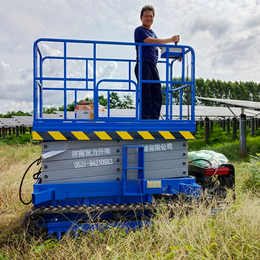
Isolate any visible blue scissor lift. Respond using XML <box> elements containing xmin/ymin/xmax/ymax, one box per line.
<box><xmin>24</xmin><ymin>38</ymin><xmax>201</xmax><ymax>239</ymax></box>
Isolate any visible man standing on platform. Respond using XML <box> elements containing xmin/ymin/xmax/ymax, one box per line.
<box><xmin>134</xmin><ymin>5</ymin><xmax>180</xmax><ymax>119</ymax></box>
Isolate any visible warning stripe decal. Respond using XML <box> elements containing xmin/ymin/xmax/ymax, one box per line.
<box><xmin>32</xmin><ymin>131</ymin><xmax>43</xmax><ymax>140</ymax></box>
<box><xmin>94</xmin><ymin>131</ymin><xmax>112</xmax><ymax>140</ymax></box>
<box><xmin>48</xmin><ymin>131</ymin><xmax>67</xmax><ymax>140</ymax></box>
<box><xmin>159</xmin><ymin>131</ymin><xmax>176</xmax><ymax>139</ymax></box>
<box><xmin>137</xmin><ymin>131</ymin><xmax>155</xmax><ymax>140</ymax></box>
<box><xmin>180</xmin><ymin>131</ymin><xmax>196</xmax><ymax>140</ymax></box>
<box><xmin>33</xmin><ymin>131</ymin><xmax>195</xmax><ymax>141</ymax></box>
<box><xmin>71</xmin><ymin>131</ymin><xmax>90</xmax><ymax>140</ymax></box>
<box><xmin>116</xmin><ymin>131</ymin><xmax>134</xmax><ymax>140</ymax></box>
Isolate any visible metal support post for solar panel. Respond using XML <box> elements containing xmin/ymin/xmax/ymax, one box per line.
<box><xmin>0</xmin><ymin>128</ymin><xmax>1</xmax><ymax>138</ymax></box>
<box><xmin>16</xmin><ymin>126</ymin><xmax>19</xmax><ymax>138</ymax></box>
<box><xmin>227</xmin><ymin>118</ymin><xmax>230</xmax><ymax>135</ymax></box>
<box><xmin>239</xmin><ymin>112</ymin><xmax>247</xmax><ymax>157</ymax></box>
<box><xmin>196</xmin><ymin>121</ymin><xmax>198</xmax><ymax>131</ymax></box>
<box><xmin>200</xmin><ymin>120</ymin><xmax>204</xmax><ymax>129</ymax></box>
<box><xmin>2</xmin><ymin>127</ymin><xmax>5</xmax><ymax>140</ymax></box>
<box><xmin>250</xmin><ymin>118</ymin><xmax>255</xmax><ymax>137</ymax></box>
<box><xmin>204</xmin><ymin>117</ymin><xmax>210</xmax><ymax>144</ymax></box>
<box><xmin>219</xmin><ymin>119</ymin><xmax>223</xmax><ymax>128</ymax></box>
<box><xmin>210</xmin><ymin>120</ymin><xmax>213</xmax><ymax>133</ymax></box>
<box><xmin>23</xmin><ymin>126</ymin><xmax>25</xmax><ymax>135</ymax></box>
<box><xmin>232</xmin><ymin>117</ymin><xmax>237</xmax><ymax>139</ymax></box>
<box><xmin>222</xmin><ymin>119</ymin><xmax>225</xmax><ymax>131</ymax></box>
<box><xmin>8</xmin><ymin>127</ymin><xmax>11</xmax><ymax>136</ymax></box>
<box><xmin>256</xmin><ymin>119</ymin><xmax>259</xmax><ymax>130</ymax></box>
<box><xmin>13</xmin><ymin>127</ymin><xmax>15</xmax><ymax>135</ymax></box>
<box><xmin>30</xmin><ymin>127</ymin><xmax>32</xmax><ymax>134</ymax></box>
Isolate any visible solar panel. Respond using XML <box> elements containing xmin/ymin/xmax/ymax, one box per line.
<box><xmin>198</xmin><ymin>97</ymin><xmax>260</xmax><ymax>111</ymax></box>
<box><xmin>1</xmin><ymin>104</ymin><xmax>259</xmax><ymax>129</ymax></box>
<box><xmin>12</xmin><ymin>116</ymin><xmax>33</xmax><ymax>126</ymax></box>
<box><xmin>0</xmin><ymin>118</ymin><xmax>23</xmax><ymax>127</ymax></box>
<box><xmin>162</xmin><ymin>105</ymin><xmax>259</xmax><ymax>118</ymax></box>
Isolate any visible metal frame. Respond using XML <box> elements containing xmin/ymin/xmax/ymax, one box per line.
<box><xmin>123</xmin><ymin>146</ymin><xmax>145</xmax><ymax>196</ymax></box>
<box><xmin>28</xmin><ymin>38</ymin><xmax>201</xmax><ymax>238</ymax></box>
<box><xmin>32</xmin><ymin>177</ymin><xmax>201</xmax><ymax>207</ymax></box>
<box><xmin>33</xmin><ymin>38</ymin><xmax>196</xmax><ymax>134</ymax></box>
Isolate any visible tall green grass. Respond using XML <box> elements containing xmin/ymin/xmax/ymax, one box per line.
<box><xmin>189</xmin><ymin>122</ymin><xmax>260</xmax><ymax>193</ymax></box>
<box><xmin>1</xmin><ymin>125</ymin><xmax>260</xmax><ymax>259</ymax></box>
<box><xmin>189</xmin><ymin>122</ymin><xmax>260</xmax><ymax>162</ymax></box>
<box><xmin>0</xmin><ymin>133</ymin><xmax>37</xmax><ymax>146</ymax></box>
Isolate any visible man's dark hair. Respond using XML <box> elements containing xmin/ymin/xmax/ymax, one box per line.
<box><xmin>140</xmin><ymin>5</ymin><xmax>155</xmax><ymax>17</ymax></box>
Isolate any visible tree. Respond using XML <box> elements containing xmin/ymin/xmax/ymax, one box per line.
<box><xmin>98</xmin><ymin>92</ymin><xmax>134</xmax><ymax>109</ymax></box>
<box><xmin>121</xmin><ymin>95</ymin><xmax>134</xmax><ymax>109</ymax></box>
<box><xmin>43</xmin><ymin>107</ymin><xmax>58</xmax><ymax>114</ymax></box>
<box><xmin>0</xmin><ymin>110</ymin><xmax>31</xmax><ymax>118</ymax></box>
<box><xmin>98</xmin><ymin>95</ymin><xmax>108</xmax><ymax>107</ymax></box>
<box><xmin>57</xmin><ymin>92</ymin><xmax>134</xmax><ymax>111</ymax></box>
<box><xmin>195</xmin><ymin>78</ymin><xmax>205</xmax><ymax>98</ymax></box>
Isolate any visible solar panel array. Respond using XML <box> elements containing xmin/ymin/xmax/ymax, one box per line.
<box><xmin>198</xmin><ymin>97</ymin><xmax>260</xmax><ymax>111</ymax></box>
<box><xmin>0</xmin><ymin>104</ymin><xmax>259</xmax><ymax>128</ymax></box>
<box><xmin>0</xmin><ymin>116</ymin><xmax>33</xmax><ymax>128</ymax></box>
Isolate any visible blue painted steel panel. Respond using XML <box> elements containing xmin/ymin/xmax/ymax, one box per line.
<box><xmin>32</xmin><ymin>177</ymin><xmax>200</xmax><ymax>207</ymax></box>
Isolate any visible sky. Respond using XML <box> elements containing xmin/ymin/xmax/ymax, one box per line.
<box><xmin>0</xmin><ymin>0</ymin><xmax>259</xmax><ymax>114</ymax></box>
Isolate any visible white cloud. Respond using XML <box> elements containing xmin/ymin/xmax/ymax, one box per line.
<box><xmin>0</xmin><ymin>61</ymin><xmax>11</xmax><ymax>80</ymax></box>
<box><xmin>0</xmin><ymin>62</ymin><xmax>32</xmax><ymax>104</ymax></box>
<box><xmin>97</xmin><ymin>62</ymin><xmax>119</xmax><ymax>80</ymax></box>
<box><xmin>0</xmin><ymin>100</ymin><xmax>33</xmax><ymax>114</ymax></box>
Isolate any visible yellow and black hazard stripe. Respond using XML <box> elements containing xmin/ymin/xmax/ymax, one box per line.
<box><xmin>33</xmin><ymin>131</ymin><xmax>195</xmax><ymax>141</ymax></box>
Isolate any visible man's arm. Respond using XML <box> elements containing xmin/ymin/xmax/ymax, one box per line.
<box><xmin>144</xmin><ymin>35</ymin><xmax>180</xmax><ymax>44</ymax></box>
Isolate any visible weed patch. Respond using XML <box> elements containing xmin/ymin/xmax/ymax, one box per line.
<box><xmin>1</xmin><ymin>124</ymin><xmax>260</xmax><ymax>259</ymax></box>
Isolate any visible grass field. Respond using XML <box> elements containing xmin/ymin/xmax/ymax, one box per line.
<box><xmin>0</xmin><ymin>124</ymin><xmax>260</xmax><ymax>259</ymax></box>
